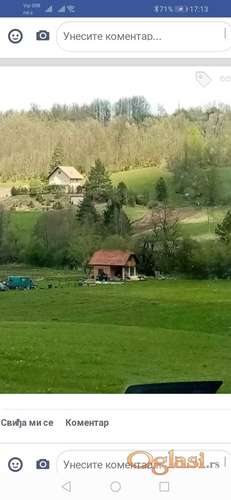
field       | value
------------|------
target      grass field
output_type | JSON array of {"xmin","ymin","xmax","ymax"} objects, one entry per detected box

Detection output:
[
  {"xmin": 180, "ymin": 222, "xmax": 216, "ymax": 239},
  {"xmin": 180, "ymin": 208, "xmax": 227, "ymax": 239},
  {"xmin": 111, "ymin": 166, "xmax": 171, "ymax": 195},
  {"xmin": 124, "ymin": 205, "xmax": 151, "ymax": 221},
  {"xmin": 111, "ymin": 166, "xmax": 231, "ymax": 199},
  {"xmin": 0, "ymin": 277, "xmax": 230, "ymax": 393}
]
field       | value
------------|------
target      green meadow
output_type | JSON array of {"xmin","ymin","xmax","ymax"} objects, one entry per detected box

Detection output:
[
  {"xmin": 111, "ymin": 166, "xmax": 171, "ymax": 195},
  {"xmin": 0, "ymin": 279, "xmax": 230, "ymax": 393}
]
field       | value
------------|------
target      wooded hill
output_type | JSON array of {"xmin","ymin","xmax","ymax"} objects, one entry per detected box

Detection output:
[{"xmin": 0, "ymin": 98, "xmax": 231, "ymax": 182}]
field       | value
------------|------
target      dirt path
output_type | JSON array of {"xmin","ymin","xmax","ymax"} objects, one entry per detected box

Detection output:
[{"xmin": 133, "ymin": 207, "xmax": 197, "ymax": 232}]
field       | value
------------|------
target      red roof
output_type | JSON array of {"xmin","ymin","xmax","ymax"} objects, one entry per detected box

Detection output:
[{"xmin": 89, "ymin": 250, "xmax": 136, "ymax": 267}]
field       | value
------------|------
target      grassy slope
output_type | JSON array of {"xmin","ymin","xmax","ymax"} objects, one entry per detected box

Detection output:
[
  {"xmin": 124, "ymin": 205, "xmax": 151, "ymax": 221},
  {"xmin": 112, "ymin": 167, "xmax": 231, "ymax": 237},
  {"xmin": 0, "ymin": 279, "xmax": 230, "ymax": 393},
  {"xmin": 111, "ymin": 167, "xmax": 171, "ymax": 195},
  {"xmin": 112, "ymin": 165, "xmax": 231, "ymax": 199},
  {"xmin": 180, "ymin": 209, "xmax": 227, "ymax": 239}
]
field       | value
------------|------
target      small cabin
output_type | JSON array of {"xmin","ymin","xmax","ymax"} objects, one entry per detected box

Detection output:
[
  {"xmin": 89, "ymin": 250, "xmax": 138, "ymax": 281},
  {"xmin": 48, "ymin": 166, "xmax": 85, "ymax": 190}
]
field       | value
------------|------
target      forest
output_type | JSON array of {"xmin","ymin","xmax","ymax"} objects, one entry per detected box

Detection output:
[{"xmin": 0, "ymin": 96, "xmax": 231, "ymax": 183}]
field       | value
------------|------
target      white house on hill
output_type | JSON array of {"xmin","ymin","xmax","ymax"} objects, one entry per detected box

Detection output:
[{"xmin": 48, "ymin": 166, "xmax": 85, "ymax": 190}]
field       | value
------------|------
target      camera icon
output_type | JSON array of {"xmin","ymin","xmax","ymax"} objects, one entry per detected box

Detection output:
[
  {"xmin": 36, "ymin": 459, "xmax": 50, "ymax": 470},
  {"xmin": 36, "ymin": 30, "xmax": 50, "ymax": 41}
]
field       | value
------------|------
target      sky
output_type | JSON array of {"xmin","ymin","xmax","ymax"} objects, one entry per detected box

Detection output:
[{"xmin": 0, "ymin": 66, "xmax": 230, "ymax": 113}]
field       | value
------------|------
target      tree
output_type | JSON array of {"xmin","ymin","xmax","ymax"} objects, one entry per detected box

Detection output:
[
  {"xmin": 115, "ymin": 96, "xmax": 151, "ymax": 123},
  {"xmin": 170, "ymin": 128, "xmax": 210, "ymax": 203},
  {"xmin": 0, "ymin": 206, "xmax": 5, "ymax": 251},
  {"xmin": 0, "ymin": 206, "xmax": 8, "ymax": 262},
  {"xmin": 136, "ymin": 208, "xmax": 180, "ymax": 275},
  {"xmin": 215, "ymin": 210, "xmax": 231, "ymax": 244},
  {"xmin": 2, "ymin": 219, "xmax": 27, "ymax": 263},
  {"xmin": 103, "ymin": 200, "xmax": 131, "ymax": 236},
  {"xmin": 91, "ymin": 99, "xmax": 111, "ymax": 125},
  {"xmin": 77, "ymin": 195, "xmax": 98, "ymax": 225},
  {"xmin": 204, "ymin": 166, "xmax": 219, "ymax": 206},
  {"xmin": 67, "ymin": 225, "xmax": 101, "ymax": 269},
  {"xmin": 152, "ymin": 208, "xmax": 180, "ymax": 273},
  {"xmin": 135, "ymin": 235, "xmax": 157, "ymax": 276},
  {"xmin": 29, "ymin": 210, "xmax": 74, "ymax": 266},
  {"xmin": 85, "ymin": 159, "xmax": 113, "ymax": 202},
  {"xmin": 176, "ymin": 237, "xmax": 200, "ymax": 275},
  {"xmin": 155, "ymin": 177, "xmax": 168, "ymax": 202},
  {"xmin": 116, "ymin": 182, "xmax": 128, "ymax": 206},
  {"xmin": 102, "ymin": 234, "xmax": 131, "ymax": 250},
  {"xmin": 49, "ymin": 142, "xmax": 65, "ymax": 173}
]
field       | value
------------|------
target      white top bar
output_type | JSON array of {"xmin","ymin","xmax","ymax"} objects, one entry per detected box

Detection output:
[{"xmin": 0, "ymin": 18, "xmax": 231, "ymax": 58}]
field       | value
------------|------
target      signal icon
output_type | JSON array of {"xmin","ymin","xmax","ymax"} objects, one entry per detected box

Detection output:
[
  {"xmin": 45, "ymin": 5, "xmax": 53, "ymax": 13},
  {"xmin": 58, "ymin": 5, "xmax": 66, "ymax": 13}
]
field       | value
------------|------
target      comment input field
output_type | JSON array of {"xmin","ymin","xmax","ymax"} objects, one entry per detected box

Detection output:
[
  {"xmin": 57, "ymin": 21, "xmax": 231, "ymax": 54},
  {"xmin": 55, "ymin": 447, "xmax": 231, "ymax": 498},
  {"xmin": 57, "ymin": 447, "xmax": 230, "ymax": 475}
]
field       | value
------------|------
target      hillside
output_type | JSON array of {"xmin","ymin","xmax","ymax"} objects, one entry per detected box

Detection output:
[
  {"xmin": 2, "ymin": 199, "xmax": 225, "ymax": 243},
  {"xmin": 0, "ymin": 101, "xmax": 230, "ymax": 244},
  {"xmin": 0, "ymin": 163, "xmax": 229, "ymax": 243},
  {"xmin": 0, "ymin": 102, "xmax": 231, "ymax": 182},
  {"xmin": 111, "ymin": 166, "xmax": 171, "ymax": 195}
]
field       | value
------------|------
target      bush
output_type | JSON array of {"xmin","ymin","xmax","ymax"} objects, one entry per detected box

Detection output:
[
  {"xmin": 127, "ymin": 190, "xmax": 136, "ymax": 207},
  {"xmin": 52, "ymin": 201, "xmax": 64, "ymax": 209},
  {"xmin": 101, "ymin": 235, "xmax": 131, "ymax": 251},
  {"xmin": 136, "ymin": 191, "xmax": 150, "ymax": 206},
  {"xmin": 29, "ymin": 184, "xmax": 66, "ymax": 196},
  {"xmin": 11, "ymin": 186, "xmax": 29, "ymax": 196},
  {"xmin": 136, "ymin": 194, "xmax": 146, "ymax": 205},
  {"xmin": 177, "ymin": 239, "xmax": 231, "ymax": 279},
  {"xmin": 176, "ymin": 238, "xmax": 201, "ymax": 276},
  {"xmin": 147, "ymin": 200, "xmax": 159, "ymax": 209},
  {"xmin": 27, "ymin": 200, "xmax": 35, "ymax": 208},
  {"xmin": 46, "ymin": 185, "xmax": 66, "ymax": 194},
  {"xmin": 35, "ymin": 194, "xmax": 45, "ymax": 203},
  {"xmin": 155, "ymin": 177, "xmax": 168, "ymax": 202}
]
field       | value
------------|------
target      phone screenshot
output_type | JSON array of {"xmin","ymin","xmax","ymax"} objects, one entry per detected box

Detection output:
[{"xmin": 0, "ymin": 0, "xmax": 230, "ymax": 498}]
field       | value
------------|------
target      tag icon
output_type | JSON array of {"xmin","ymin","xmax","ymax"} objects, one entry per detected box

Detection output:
[{"xmin": 195, "ymin": 71, "xmax": 212, "ymax": 87}]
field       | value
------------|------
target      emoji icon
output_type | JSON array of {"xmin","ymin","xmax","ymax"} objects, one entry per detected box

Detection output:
[
  {"xmin": 8, "ymin": 457, "xmax": 23, "ymax": 472},
  {"xmin": 8, "ymin": 29, "xmax": 23, "ymax": 44}
]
